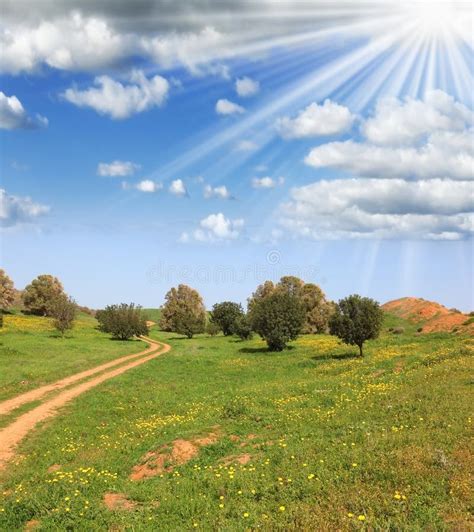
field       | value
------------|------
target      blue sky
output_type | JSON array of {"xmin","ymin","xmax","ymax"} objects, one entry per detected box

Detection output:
[{"xmin": 1, "ymin": 1, "xmax": 473, "ymax": 310}]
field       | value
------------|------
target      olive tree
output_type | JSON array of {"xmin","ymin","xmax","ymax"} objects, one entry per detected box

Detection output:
[
  {"xmin": 329, "ymin": 295, "xmax": 384, "ymax": 356},
  {"xmin": 160, "ymin": 285, "xmax": 206, "ymax": 338},
  {"xmin": 250, "ymin": 292, "xmax": 305, "ymax": 351},
  {"xmin": 22, "ymin": 275, "xmax": 65, "ymax": 316}
]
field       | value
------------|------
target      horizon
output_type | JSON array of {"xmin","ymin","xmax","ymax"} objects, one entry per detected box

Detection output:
[{"xmin": 1, "ymin": 0, "xmax": 473, "ymax": 312}]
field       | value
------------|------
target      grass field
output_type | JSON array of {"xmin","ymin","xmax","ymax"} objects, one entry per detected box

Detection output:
[
  {"xmin": 0, "ymin": 312, "xmax": 145, "ymax": 402},
  {"xmin": 0, "ymin": 313, "xmax": 472, "ymax": 530}
]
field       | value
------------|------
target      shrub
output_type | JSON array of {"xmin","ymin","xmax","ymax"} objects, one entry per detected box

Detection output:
[
  {"xmin": 329, "ymin": 295, "xmax": 384, "ymax": 356},
  {"xmin": 392, "ymin": 327, "xmax": 405, "ymax": 335},
  {"xmin": 96, "ymin": 303, "xmax": 148, "ymax": 340},
  {"xmin": 51, "ymin": 295, "xmax": 77, "ymax": 336},
  {"xmin": 210, "ymin": 301, "xmax": 244, "ymax": 336},
  {"xmin": 0, "ymin": 269, "xmax": 15, "ymax": 311},
  {"xmin": 250, "ymin": 292, "xmax": 305, "ymax": 351},
  {"xmin": 160, "ymin": 285, "xmax": 206, "ymax": 338},
  {"xmin": 22, "ymin": 275, "xmax": 65, "ymax": 316},
  {"xmin": 417, "ymin": 327, "xmax": 423, "ymax": 332},
  {"xmin": 232, "ymin": 314, "xmax": 253, "ymax": 340},
  {"xmin": 206, "ymin": 321, "xmax": 221, "ymax": 336}
]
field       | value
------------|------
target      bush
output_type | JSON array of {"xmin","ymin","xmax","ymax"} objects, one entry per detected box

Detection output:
[
  {"xmin": 51, "ymin": 295, "xmax": 77, "ymax": 336},
  {"xmin": 329, "ymin": 295, "xmax": 384, "ymax": 356},
  {"xmin": 210, "ymin": 301, "xmax": 243, "ymax": 336},
  {"xmin": 96, "ymin": 303, "xmax": 148, "ymax": 340},
  {"xmin": 417, "ymin": 327, "xmax": 423, "ymax": 333},
  {"xmin": 160, "ymin": 285, "xmax": 206, "ymax": 338},
  {"xmin": 232, "ymin": 314, "xmax": 253, "ymax": 340},
  {"xmin": 22, "ymin": 275, "xmax": 65, "ymax": 316},
  {"xmin": 392, "ymin": 327, "xmax": 405, "ymax": 335},
  {"xmin": 250, "ymin": 292, "xmax": 305, "ymax": 351},
  {"xmin": 206, "ymin": 321, "xmax": 221, "ymax": 336}
]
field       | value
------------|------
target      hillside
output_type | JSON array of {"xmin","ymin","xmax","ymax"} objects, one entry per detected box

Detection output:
[{"xmin": 382, "ymin": 297, "xmax": 473, "ymax": 334}]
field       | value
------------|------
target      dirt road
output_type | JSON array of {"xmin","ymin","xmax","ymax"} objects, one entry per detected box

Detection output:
[{"xmin": 0, "ymin": 336, "xmax": 170, "ymax": 471}]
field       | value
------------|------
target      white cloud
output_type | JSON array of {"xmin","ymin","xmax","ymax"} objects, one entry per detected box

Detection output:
[
  {"xmin": 235, "ymin": 140, "xmax": 258, "ymax": 152},
  {"xmin": 182, "ymin": 212, "xmax": 244, "ymax": 242},
  {"xmin": 169, "ymin": 179, "xmax": 187, "ymax": 197},
  {"xmin": 252, "ymin": 176, "xmax": 284, "ymax": 189},
  {"xmin": 305, "ymin": 91, "xmax": 474, "ymax": 180},
  {"xmin": 280, "ymin": 178, "xmax": 474, "ymax": 240},
  {"xmin": 0, "ymin": 188, "xmax": 50, "ymax": 228},
  {"xmin": 204, "ymin": 184, "xmax": 231, "ymax": 199},
  {"xmin": 62, "ymin": 70, "xmax": 169, "ymax": 119},
  {"xmin": 97, "ymin": 160, "xmax": 140, "ymax": 177},
  {"xmin": 235, "ymin": 76, "xmax": 259, "ymax": 97},
  {"xmin": 276, "ymin": 99, "xmax": 354, "ymax": 139},
  {"xmin": 216, "ymin": 98, "xmax": 245, "ymax": 115},
  {"xmin": 363, "ymin": 90, "xmax": 473, "ymax": 146},
  {"xmin": 0, "ymin": 91, "xmax": 47, "ymax": 130},
  {"xmin": 136, "ymin": 180, "xmax": 162, "ymax": 193}
]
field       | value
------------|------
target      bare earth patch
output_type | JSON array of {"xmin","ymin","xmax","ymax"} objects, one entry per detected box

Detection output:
[
  {"xmin": 25, "ymin": 520, "xmax": 40, "ymax": 530},
  {"xmin": 130, "ymin": 430, "xmax": 220, "ymax": 481},
  {"xmin": 220, "ymin": 453, "xmax": 252, "ymax": 466},
  {"xmin": 103, "ymin": 493, "xmax": 136, "ymax": 511}
]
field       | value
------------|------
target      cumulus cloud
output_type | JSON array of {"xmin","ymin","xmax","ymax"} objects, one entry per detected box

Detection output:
[
  {"xmin": 280, "ymin": 178, "xmax": 474, "ymax": 240},
  {"xmin": 0, "ymin": 189, "xmax": 50, "ymax": 228},
  {"xmin": 362, "ymin": 90, "xmax": 473, "ymax": 146},
  {"xmin": 181, "ymin": 212, "xmax": 244, "ymax": 242},
  {"xmin": 276, "ymin": 99, "xmax": 354, "ymax": 139},
  {"xmin": 216, "ymin": 98, "xmax": 245, "ymax": 115},
  {"xmin": 0, "ymin": 92, "xmax": 48, "ymax": 130},
  {"xmin": 169, "ymin": 179, "xmax": 187, "ymax": 197},
  {"xmin": 252, "ymin": 176, "xmax": 284, "ymax": 189},
  {"xmin": 62, "ymin": 70, "xmax": 169, "ymax": 119},
  {"xmin": 305, "ymin": 91, "xmax": 474, "ymax": 180},
  {"xmin": 235, "ymin": 76, "xmax": 259, "ymax": 97},
  {"xmin": 97, "ymin": 160, "xmax": 140, "ymax": 176},
  {"xmin": 135, "ymin": 180, "xmax": 162, "ymax": 193},
  {"xmin": 204, "ymin": 184, "xmax": 231, "ymax": 199}
]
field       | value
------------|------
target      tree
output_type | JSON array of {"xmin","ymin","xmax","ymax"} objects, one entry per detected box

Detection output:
[
  {"xmin": 206, "ymin": 321, "xmax": 221, "ymax": 336},
  {"xmin": 250, "ymin": 292, "xmax": 305, "ymax": 351},
  {"xmin": 329, "ymin": 295, "xmax": 384, "ymax": 356},
  {"xmin": 51, "ymin": 295, "xmax": 77, "ymax": 336},
  {"xmin": 22, "ymin": 275, "xmax": 65, "ymax": 316},
  {"xmin": 210, "ymin": 301, "xmax": 244, "ymax": 336},
  {"xmin": 160, "ymin": 285, "xmax": 206, "ymax": 338},
  {"xmin": 96, "ymin": 303, "xmax": 149, "ymax": 340},
  {"xmin": 248, "ymin": 277, "xmax": 334, "ymax": 334},
  {"xmin": 0, "ymin": 269, "xmax": 15, "ymax": 311},
  {"xmin": 232, "ymin": 314, "xmax": 253, "ymax": 340}
]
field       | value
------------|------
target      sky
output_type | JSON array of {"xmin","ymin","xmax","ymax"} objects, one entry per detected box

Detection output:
[{"xmin": 0, "ymin": 0, "xmax": 473, "ymax": 311}]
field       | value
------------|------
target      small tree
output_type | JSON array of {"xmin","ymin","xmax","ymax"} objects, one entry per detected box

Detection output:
[
  {"xmin": 210, "ymin": 301, "xmax": 244, "ymax": 336},
  {"xmin": 206, "ymin": 321, "xmax": 221, "ymax": 336},
  {"xmin": 22, "ymin": 275, "xmax": 65, "ymax": 316},
  {"xmin": 0, "ymin": 269, "xmax": 15, "ymax": 311},
  {"xmin": 232, "ymin": 314, "xmax": 253, "ymax": 340},
  {"xmin": 51, "ymin": 295, "xmax": 77, "ymax": 336},
  {"xmin": 160, "ymin": 285, "xmax": 206, "ymax": 338},
  {"xmin": 250, "ymin": 292, "xmax": 305, "ymax": 351},
  {"xmin": 96, "ymin": 303, "xmax": 149, "ymax": 340},
  {"xmin": 329, "ymin": 295, "xmax": 384, "ymax": 356}
]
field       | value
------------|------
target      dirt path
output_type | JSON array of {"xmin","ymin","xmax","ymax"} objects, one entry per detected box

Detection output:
[
  {"xmin": 0, "ymin": 337, "xmax": 170, "ymax": 471},
  {"xmin": 0, "ymin": 338, "xmax": 159, "ymax": 416}
]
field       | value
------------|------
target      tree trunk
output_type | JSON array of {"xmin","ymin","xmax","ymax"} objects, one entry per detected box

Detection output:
[{"xmin": 358, "ymin": 344, "xmax": 363, "ymax": 357}]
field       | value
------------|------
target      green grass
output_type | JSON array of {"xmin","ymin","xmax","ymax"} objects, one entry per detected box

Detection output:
[
  {"xmin": 0, "ymin": 316, "xmax": 472, "ymax": 530},
  {"xmin": 142, "ymin": 308, "xmax": 162, "ymax": 323},
  {"xmin": 0, "ymin": 313, "xmax": 145, "ymax": 402}
]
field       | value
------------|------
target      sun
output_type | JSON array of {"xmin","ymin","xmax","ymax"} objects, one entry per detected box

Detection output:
[{"xmin": 401, "ymin": 1, "xmax": 470, "ymax": 39}]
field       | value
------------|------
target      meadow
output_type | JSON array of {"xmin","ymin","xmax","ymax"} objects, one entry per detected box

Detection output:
[{"xmin": 0, "ymin": 312, "xmax": 472, "ymax": 530}]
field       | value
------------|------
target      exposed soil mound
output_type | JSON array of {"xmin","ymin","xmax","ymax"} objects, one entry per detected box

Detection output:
[
  {"xmin": 103, "ymin": 493, "xmax": 136, "ymax": 511},
  {"xmin": 130, "ymin": 430, "xmax": 220, "ymax": 481},
  {"xmin": 382, "ymin": 297, "xmax": 473, "ymax": 335}
]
